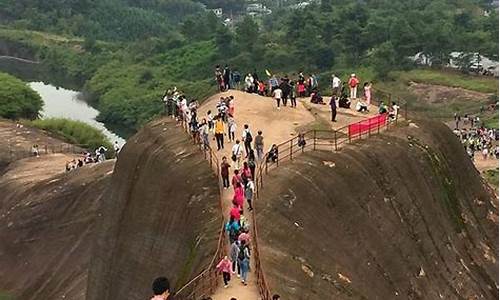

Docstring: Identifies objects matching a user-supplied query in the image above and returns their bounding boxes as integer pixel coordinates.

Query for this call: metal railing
[174,88,407,299]
[174,121,226,299]
[250,114,400,299]
[6,143,86,160]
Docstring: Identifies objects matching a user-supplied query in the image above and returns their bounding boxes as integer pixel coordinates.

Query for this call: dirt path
[197,91,387,298]
[198,91,318,299]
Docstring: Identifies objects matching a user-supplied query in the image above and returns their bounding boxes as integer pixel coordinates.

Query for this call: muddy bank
[86,118,221,299]
[0,160,114,300]
[257,121,498,299]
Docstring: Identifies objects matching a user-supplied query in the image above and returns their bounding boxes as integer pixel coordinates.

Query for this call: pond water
[29,81,126,147]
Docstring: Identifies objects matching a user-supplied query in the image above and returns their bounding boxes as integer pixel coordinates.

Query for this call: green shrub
[0,72,43,120]
[26,118,112,151]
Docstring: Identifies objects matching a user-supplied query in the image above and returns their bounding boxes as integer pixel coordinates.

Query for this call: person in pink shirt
[233,182,245,209]
[231,169,242,189]
[217,256,233,288]
[230,203,241,221]
[363,81,372,106]
[150,277,171,300]
[228,96,235,117]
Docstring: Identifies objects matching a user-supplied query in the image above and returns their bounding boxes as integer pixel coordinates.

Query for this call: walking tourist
[273,86,283,110]
[221,156,231,189]
[216,256,232,288]
[214,117,225,150]
[242,124,253,156]
[231,140,244,169]
[254,131,264,160]
[230,240,240,274]
[238,241,251,285]
[245,177,255,211]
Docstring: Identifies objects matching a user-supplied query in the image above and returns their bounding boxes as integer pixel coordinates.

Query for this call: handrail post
[313,130,316,151]
[334,130,338,151]
[289,139,293,160]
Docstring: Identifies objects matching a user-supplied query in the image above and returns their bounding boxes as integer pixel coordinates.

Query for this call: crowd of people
[212,67,400,123]
[153,66,406,298]
[64,144,119,172]
[453,113,499,161]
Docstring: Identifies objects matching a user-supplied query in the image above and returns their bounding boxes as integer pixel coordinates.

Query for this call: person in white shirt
[331,74,341,97]
[231,140,244,169]
[245,178,255,211]
[273,88,283,109]
[228,116,237,141]
[389,101,400,121]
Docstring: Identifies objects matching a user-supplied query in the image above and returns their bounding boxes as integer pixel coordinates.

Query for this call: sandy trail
[197,91,385,299]
[198,91,316,299]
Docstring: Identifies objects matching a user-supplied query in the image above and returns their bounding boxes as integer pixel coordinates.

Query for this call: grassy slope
[24,118,112,151]
[374,68,498,120]
[395,69,498,94]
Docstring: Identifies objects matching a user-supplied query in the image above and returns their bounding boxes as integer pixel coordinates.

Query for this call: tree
[215,26,233,57]
[235,16,259,52]
[369,42,397,79]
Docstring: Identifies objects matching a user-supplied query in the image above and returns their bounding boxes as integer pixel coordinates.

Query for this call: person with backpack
[245,177,255,211]
[226,216,240,243]
[242,124,253,157]
[348,74,360,99]
[238,241,251,285]
[216,256,232,288]
[231,140,244,169]
[229,240,240,275]
[221,156,231,189]
[241,162,252,187]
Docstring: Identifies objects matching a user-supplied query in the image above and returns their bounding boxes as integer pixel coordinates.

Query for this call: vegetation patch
[483,168,499,187]
[0,72,42,120]
[25,118,112,151]
[393,69,499,94]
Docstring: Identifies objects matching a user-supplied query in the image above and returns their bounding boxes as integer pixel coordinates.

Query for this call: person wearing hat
[348,73,359,100]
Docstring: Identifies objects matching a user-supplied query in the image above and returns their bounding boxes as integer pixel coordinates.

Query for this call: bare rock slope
[86,119,221,299]
[256,120,498,299]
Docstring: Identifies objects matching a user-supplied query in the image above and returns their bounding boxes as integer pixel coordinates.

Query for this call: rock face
[0,160,113,300]
[257,121,498,300]
[86,119,221,300]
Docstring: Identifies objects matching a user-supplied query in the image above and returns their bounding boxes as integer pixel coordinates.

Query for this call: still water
[29,82,126,147]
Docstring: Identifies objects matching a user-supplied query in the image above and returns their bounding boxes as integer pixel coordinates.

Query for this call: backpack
[238,245,248,260]
[245,131,253,143]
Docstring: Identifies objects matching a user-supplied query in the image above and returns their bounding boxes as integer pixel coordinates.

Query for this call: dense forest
[0,72,42,120]
[0,0,498,131]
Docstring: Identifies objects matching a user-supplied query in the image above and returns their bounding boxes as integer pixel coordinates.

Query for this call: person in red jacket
[230,203,241,221]
[348,73,359,99]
